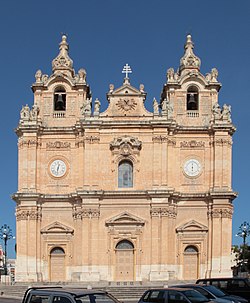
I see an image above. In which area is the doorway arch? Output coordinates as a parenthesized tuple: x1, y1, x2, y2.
(183, 245, 199, 280)
(50, 247, 65, 281)
(115, 240, 134, 281)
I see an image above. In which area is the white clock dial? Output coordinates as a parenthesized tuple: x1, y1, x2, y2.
(184, 159, 201, 177)
(50, 159, 67, 177)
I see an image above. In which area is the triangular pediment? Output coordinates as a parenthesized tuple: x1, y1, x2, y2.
(106, 211, 145, 226)
(41, 221, 74, 234)
(112, 83, 143, 96)
(176, 220, 208, 233)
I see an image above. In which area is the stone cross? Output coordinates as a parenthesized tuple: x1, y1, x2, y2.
(122, 63, 132, 78)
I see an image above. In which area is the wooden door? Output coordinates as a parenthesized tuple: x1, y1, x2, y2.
(116, 249, 134, 281)
(183, 246, 198, 280)
(115, 240, 134, 281)
(50, 247, 65, 282)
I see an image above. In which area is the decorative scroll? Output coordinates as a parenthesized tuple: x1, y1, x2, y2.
(150, 207, 177, 218)
(46, 141, 71, 149)
(16, 209, 42, 221)
(85, 136, 100, 144)
(152, 136, 176, 145)
(210, 138, 232, 146)
(18, 139, 41, 148)
(180, 140, 205, 148)
(208, 208, 233, 219)
(110, 136, 142, 156)
(73, 208, 100, 219)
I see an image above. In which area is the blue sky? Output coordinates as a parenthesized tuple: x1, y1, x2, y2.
(0, 1, 250, 258)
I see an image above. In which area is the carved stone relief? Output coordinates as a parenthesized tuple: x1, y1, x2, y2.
(116, 98, 137, 112)
(180, 140, 205, 148)
(73, 208, 100, 219)
(208, 208, 233, 219)
(16, 209, 42, 221)
(110, 136, 142, 156)
(152, 136, 176, 145)
(46, 141, 71, 149)
(150, 207, 177, 218)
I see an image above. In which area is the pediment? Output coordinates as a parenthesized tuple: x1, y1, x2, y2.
(41, 221, 74, 234)
(111, 83, 143, 96)
(106, 211, 145, 227)
(176, 220, 208, 233)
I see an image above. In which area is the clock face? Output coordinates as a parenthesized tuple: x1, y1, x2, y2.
(117, 98, 137, 112)
(184, 159, 201, 177)
(50, 159, 67, 177)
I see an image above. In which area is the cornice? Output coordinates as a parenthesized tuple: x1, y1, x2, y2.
(12, 189, 237, 204)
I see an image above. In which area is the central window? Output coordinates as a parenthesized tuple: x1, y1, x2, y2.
(118, 160, 133, 188)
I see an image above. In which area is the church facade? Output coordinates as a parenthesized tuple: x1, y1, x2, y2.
(13, 35, 236, 283)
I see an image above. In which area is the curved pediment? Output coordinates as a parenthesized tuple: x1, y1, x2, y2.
(41, 221, 74, 234)
(106, 211, 145, 227)
(176, 220, 208, 233)
(101, 78, 152, 118)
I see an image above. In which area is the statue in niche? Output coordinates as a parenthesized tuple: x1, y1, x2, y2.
(222, 104, 231, 122)
(212, 103, 221, 120)
(30, 104, 40, 120)
(153, 98, 159, 115)
(94, 98, 101, 116)
(20, 104, 30, 120)
(81, 98, 92, 116)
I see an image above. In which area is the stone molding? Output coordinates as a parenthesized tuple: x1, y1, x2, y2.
(46, 141, 71, 149)
(73, 208, 100, 219)
(210, 138, 233, 146)
(18, 139, 41, 148)
(85, 136, 100, 144)
(180, 140, 205, 148)
(41, 221, 74, 235)
(152, 136, 176, 145)
(208, 208, 233, 219)
(150, 207, 177, 218)
(16, 209, 42, 221)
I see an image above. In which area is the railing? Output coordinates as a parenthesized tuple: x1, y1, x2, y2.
(53, 111, 65, 118)
(187, 111, 199, 118)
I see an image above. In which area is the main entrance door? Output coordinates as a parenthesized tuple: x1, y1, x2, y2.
(115, 240, 134, 281)
(50, 247, 65, 281)
(183, 245, 199, 280)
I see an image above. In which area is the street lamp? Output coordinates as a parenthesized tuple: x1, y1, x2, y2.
(0, 224, 14, 275)
(236, 221, 250, 272)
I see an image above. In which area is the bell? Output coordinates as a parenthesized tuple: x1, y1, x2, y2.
(187, 93, 197, 110)
(55, 94, 65, 110)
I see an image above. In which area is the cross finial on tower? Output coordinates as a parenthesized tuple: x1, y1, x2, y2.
(122, 63, 132, 79)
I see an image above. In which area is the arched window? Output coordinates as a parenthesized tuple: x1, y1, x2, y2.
(54, 87, 66, 111)
(50, 247, 65, 255)
(118, 160, 133, 188)
(184, 245, 198, 253)
(187, 86, 199, 110)
(116, 240, 134, 250)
